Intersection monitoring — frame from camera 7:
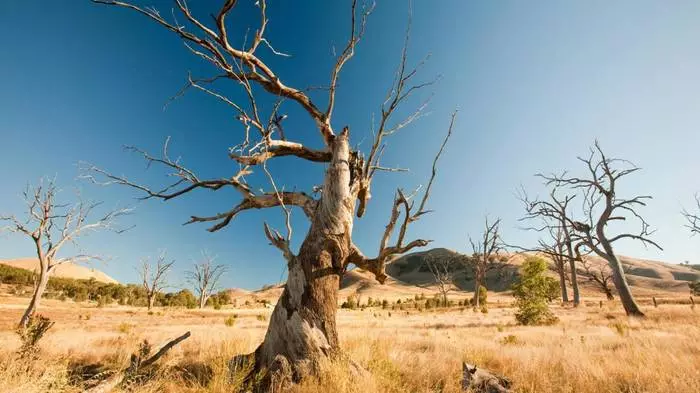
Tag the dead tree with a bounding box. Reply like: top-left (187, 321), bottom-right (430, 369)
top-left (138, 251), bottom-right (175, 311)
top-left (682, 194), bottom-right (700, 235)
top-left (520, 188), bottom-right (581, 306)
top-left (535, 227), bottom-right (570, 303)
top-left (578, 256), bottom-right (614, 300)
top-left (538, 141), bottom-right (662, 317)
top-left (0, 178), bottom-right (129, 328)
top-left (185, 251), bottom-right (227, 309)
top-left (424, 254), bottom-right (455, 307)
top-left (87, 0), bottom-right (454, 386)
top-left (466, 217), bottom-right (506, 308)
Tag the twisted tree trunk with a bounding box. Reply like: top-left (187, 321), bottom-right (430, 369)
top-left (241, 132), bottom-right (356, 388)
top-left (600, 241), bottom-right (643, 316)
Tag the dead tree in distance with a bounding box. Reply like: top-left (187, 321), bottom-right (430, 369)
top-left (186, 251), bottom-right (227, 309)
top-left (87, 0), bottom-right (456, 386)
top-left (0, 178), bottom-right (129, 328)
top-left (424, 254), bottom-right (455, 307)
top-left (466, 217), bottom-right (506, 308)
top-left (139, 251), bottom-right (175, 311)
top-left (519, 188), bottom-right (581, 306)
top-left (536, 227), bottom-right (570, 303)
top-left (577, 256), bottom-right (615, 300)
top-left (538, 141), bottom-right (662, 317)
top-left (682, 194), bottom-right (700, 235)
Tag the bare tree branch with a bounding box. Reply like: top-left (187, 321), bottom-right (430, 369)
top-left (348, 111), bottom-right (456, 282)
top-left (682, 193), bottom-right (700, 236)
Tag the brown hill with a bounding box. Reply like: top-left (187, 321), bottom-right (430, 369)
top-left (223, 248), bottom-right (699, 306)
top-left (0, 258), bottom-right (118, 284)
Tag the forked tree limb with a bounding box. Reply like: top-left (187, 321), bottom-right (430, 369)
top-left (348, 111), bottom-right (457, 282)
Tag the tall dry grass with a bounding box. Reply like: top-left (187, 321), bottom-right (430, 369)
top-left (0, 300), bottom-right (698, 392)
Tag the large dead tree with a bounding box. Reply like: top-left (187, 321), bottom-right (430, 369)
top-left (682, 194), bottom-right (700, 235)
top-left (86, 0), bottom-right (454, 386)
top-left (186, 251), bottom-right (227, 309)
top-left (0, 179), bottom-right (129, 327)
top-left (424, 254), bottom-right (456, 307)
top-left (537, 141), bottom-right (661, 317)
top-left (520, 188), bottom-right (581, 306)
top-left (139, 251), bottom-right (175, 311)
top-left (577, 256), bottom-right (614, 300)
top-left (466, 217), bottom-right (506, 308)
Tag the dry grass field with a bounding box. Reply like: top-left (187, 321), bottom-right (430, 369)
top-left (0, 296), bottom-right (698, 393)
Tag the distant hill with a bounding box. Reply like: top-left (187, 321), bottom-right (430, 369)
top-left (0, 258), bottom-right (118, 284)
top-left (221, 248), bottom-right (700, 306)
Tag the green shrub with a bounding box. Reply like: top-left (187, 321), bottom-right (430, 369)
top-left (341, 295), bottom-right (358, 310)
top-left (690, 281), bottom-right (700, 296)
top-left (224, 314), bottom-right (237, 327)
top-left (256, 314), bottom-right (267, 322)
top-left (500, 334), bottom-right (519, 345)
top-left (512, 257), bottom-right (559, 326)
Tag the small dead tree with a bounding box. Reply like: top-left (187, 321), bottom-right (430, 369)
top-left (578, 256), bottom-right (614, 300)
top-left (138, 251), bottom-right (175, 310)
top-left (424, 254), bottom-right (455, 307)
top-left (186, 252), bottom-right (227, 309)
top-left (538, 141), bottom-right (662, 317)
top-left (86, 0), bottom-right (456, 387)
top-left (466, 217), bottom-right (506, 308)
top-left (682, 194), bottom-right (700, 235)
top-left (0, 179), bottom-right (129, 327)
top-left (520, 188), bottom-right (581, 306)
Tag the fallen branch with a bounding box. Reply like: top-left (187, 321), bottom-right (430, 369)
top-left (85, 331), bottom-right (191, 393)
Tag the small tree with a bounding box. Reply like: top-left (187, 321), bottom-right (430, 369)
top-left (466, 217), bottom-right (507, 308)
top-left (424, 254), bottom-right (455, 307)
top-left (139, 251), bottom-right (175, 311)
top-left (512, 256), bottom-right (558, 325)
top-left (0, 179), bottom-right (129, 327)
top-left (186, 251), bottom-right (227, 309)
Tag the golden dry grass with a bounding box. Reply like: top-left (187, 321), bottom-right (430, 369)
top-left (0, 298), bottom-right (698, 393)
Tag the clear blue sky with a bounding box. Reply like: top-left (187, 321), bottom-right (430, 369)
top-left (1, 1), bottom-right (699, 290)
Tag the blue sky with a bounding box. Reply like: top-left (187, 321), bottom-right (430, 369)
top-left (1, 1), bottom-right (699, 290)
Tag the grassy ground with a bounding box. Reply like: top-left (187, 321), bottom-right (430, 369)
top-left (0, 297), bottom-right (698, 393)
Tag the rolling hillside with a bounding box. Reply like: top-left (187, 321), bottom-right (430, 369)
top-left (0, 258), bottom-right (118, 284)
top-left (238, 248), bottom-right (698, 305)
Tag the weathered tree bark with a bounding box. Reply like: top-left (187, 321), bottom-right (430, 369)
top-left (249, 131), bottom-right (354, 384)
